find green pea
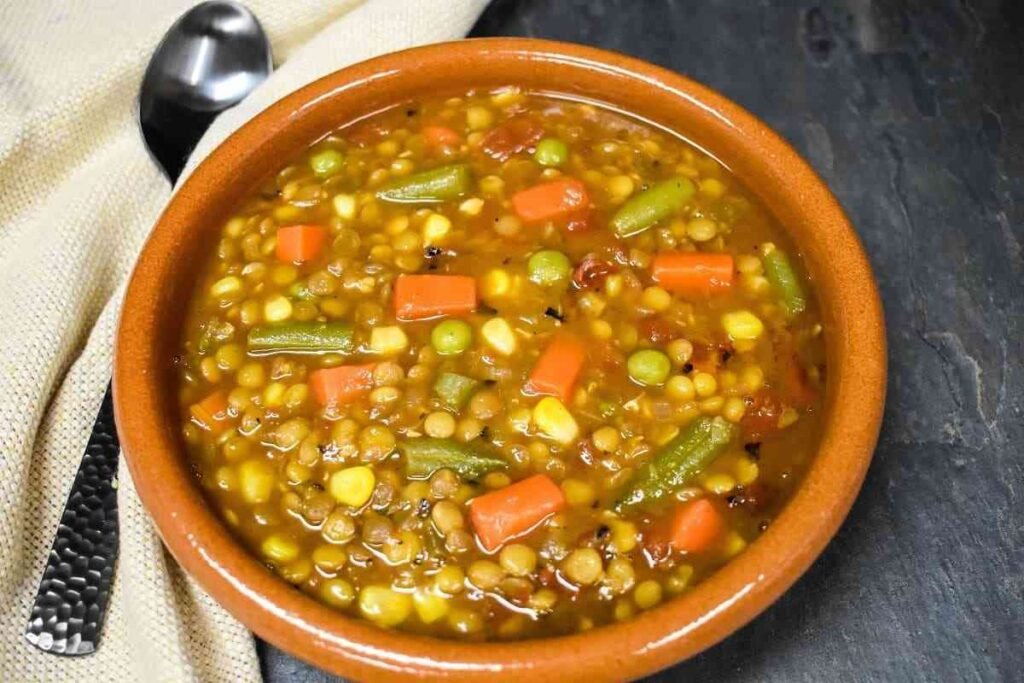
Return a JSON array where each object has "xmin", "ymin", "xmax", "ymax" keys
[
  {"xmin": 627, "ymin": 349, "xmax": 672, "ymax": 386},
  {"xmin": 431, "ymin": 319, "xmax": 473, "ymax": 355},
  {"xmin": 527, "ymin": 250, "xmax": 572, "ymax": 286},
  {"xmin": 534, "ymin": 138, "xmax": 569, "ymax": 167},
  {"xmin": 310, "ymin": 149, "xmax": 345, "ymax": 178}
]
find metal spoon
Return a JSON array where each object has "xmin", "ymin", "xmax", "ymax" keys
[{"xmin": 25, "ymin": 1, "xmax": 271, "ymax": 655}]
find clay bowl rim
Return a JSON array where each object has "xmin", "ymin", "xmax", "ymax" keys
[{"xmin": 114, "ymin": 37, "xmax": 886, "ymax": 682}]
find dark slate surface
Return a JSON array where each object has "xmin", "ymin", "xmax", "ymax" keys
[{"xmin": 260, "ymin": 1, "xmax": 1023, "ymax": 680}]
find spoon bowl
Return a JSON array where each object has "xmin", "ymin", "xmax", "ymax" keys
[{"xmin": 139, "ymin": 0, "xmax": 271, "ymax": 179}]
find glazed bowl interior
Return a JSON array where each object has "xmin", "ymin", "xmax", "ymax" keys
[{"xmin": 115, "ymin": 38, "xmax": 885, "ymax": 682}]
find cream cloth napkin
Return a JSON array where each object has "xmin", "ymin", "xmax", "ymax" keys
[{"xmin": 0, "ymin": 1, "xmax": 488, "ymax": 680}]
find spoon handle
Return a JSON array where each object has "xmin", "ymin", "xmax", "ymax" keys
[{"xmin": 25, "ymin": 384, "xmax": 119, "ymax": 655}]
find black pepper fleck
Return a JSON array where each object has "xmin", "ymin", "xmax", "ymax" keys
[{"xmin": 544, "ymin": 307, "xmax": 565, "ymax": 322}]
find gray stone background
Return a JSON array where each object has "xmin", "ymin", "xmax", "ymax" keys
[{"xmin": 261, "ymin": 1, "xmax": 1023, "ymax": 680}]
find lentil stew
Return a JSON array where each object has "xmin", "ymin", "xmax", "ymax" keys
[{"xmin": 175, "ymin": 87, "xmax": 826, "ymax": 640}]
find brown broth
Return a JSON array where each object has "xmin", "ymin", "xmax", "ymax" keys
[{"xmin": 175, "ymin": 87, "xmax": 825, "ymax": 640}]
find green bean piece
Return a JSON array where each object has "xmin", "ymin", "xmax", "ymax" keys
[
  {"xmin": 610, "ymin": 176, "xmax": 695, "ymax": 237},
  {"xmin": 309, "ymin": 149, "xmax": 345, "ymax": 178},
  {"xmin": 399, "ymin": 437, "xmax": 508, "ymax": 479},
  {"xmin": 527, "ymin": 249, "xmax": 572, "ymax": 286},
  {"xmin": 615, "ymin": 416, "xmax": 737, "ymax": 512},
  {"xmin": 247, "ymin": 321, "xmax": 354, "ymax": 355},
  {"xmin": 534, "ymin": 138, "xmax": 569, "ymax": 167},
  {"xmin": 376, "ymin": 164, "xmax": 471, "ymax": 204},
  {"xmin": 433, "ymin": 372, "xmax": 479, "ymax": 410},
  {"xmin": 762, "ymin": 247, "xmax": 807, "ymax": 315}
]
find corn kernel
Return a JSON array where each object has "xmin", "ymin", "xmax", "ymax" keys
[
  {"xmin": 481, "ymin": 317, "xmax": 517, "ymax": 356},
  {"xmin": 742, "ymin": 274, "xmax": 772, "ymax": 296},
  {"xmin": 329, "ymin": 466, "xmax": 376, "ymax": 507},
  {"xmin": 490, "ymin": 86, "xmax": 523, "ymax": 107},
  {"xmin": 607, "ymin": 174, "xmax": 635, "ymax": 201},
  {"xmin": 604, "ymin": 273, "xmax": 624, "ymax": 297},
  {"xmin": 741, "ymin": 366, "xmax": 765, "ymax": 393},
  {"xmin": 735, "ymin": 456, "xmax": 759, "ymax": 485},
  {"xmin": 459, "ymin": 198, "xmax": 485, "ymax": 215},
  {"xmin": 385, "ymin": 215, "xmax": 409, "ymax": 235},
  {"xmin": 481, "ymin": 269, "xmax": 512, "ymax": 300},
  {"xmin": 589, "ymin": 319, "xmax": 613, "ymax": 340},
  {"xmin": 700, "ymin": 178, "xmax": 726, "ymax": 198},
  {"xmin": 262, "ymin": 381, "xmax": 286, "ymax": 408},
  {"xmin": 422, "ymin": 212, "xmax": 452, "ymax": 245},
  {"xmin": 591, "ymin": 426, "xmax": 621, "ymax": 454},
  {"xmin": 779, "ymin": 407, "xmax": 800, "ymax": 429},
  {"xmin": 358, "ymin": 586, "xmax": 412, "ymax": 627},
  {"xmin": 722, "ymin": 310, "xmax": 765, "ymax": 341},
  {"xmin": 333, "ymin": 193, "xmax": 357, "ymax": 219},
  {"xmin": 263, "ymin": 295, "xmax": 293, "ymax": 322},
  {"xmin": 532, "ymin": 397, "xmax": 579, "ymax": 445},
  {"xmin": 370, "ymin": 326, "xmax": 409, "ymax": 355},
  {"xmin": 724, "ymin": 531, "xmax": 748, "ymax": 557},
  {"xmin": 618, "ymin": 323, "xmax": 638, "ymax": 350},
  {"xmin": 390, "ymin": 158, "xmax": 414, "ymax": 175},
  {"xmin": 734, "ymin": 338, "xmax": 758, "ymax": 353},
  {"xmin": 237, "ymin": 362, "xmax": 266, "ymax": 388},
  {"xmin": 578, "ymin": 292, "xmax": 607, "ymax": 317},
  {"xmin": 736, "ymin": 254, "xmax": 763, "ymax": 275},
  {"xmin": 479, "ymin": 175, "xmax": 505, "ymax": 196},
  {"xmin": 508, "ymin": 407, "xmax": 532, "ymax": 433},
  {"xmin": 238, "ymin": 458, "xmax": 274, "ymax": 503},
  {"xmin": 214, "ymin": 465, "xmax": 236, "ymax": 491},
  {"xmin": 608, "ymin": 519, "xmax": 638, "ymax": 553},
  {"xmin": 199, "ymin": 357, "xmax": 221, "ymax": 383},
  {"xmin": 412, "ymin": 589, "xmax": 450, "ymax": 624},
  {"xmin": 703, "ymin": 473, "xmax": 736, "ymax": 495}
]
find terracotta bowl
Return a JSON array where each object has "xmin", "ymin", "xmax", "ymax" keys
[{"xmin": 115, "ymin": 38, "xmax": 886, "ymax": 681}]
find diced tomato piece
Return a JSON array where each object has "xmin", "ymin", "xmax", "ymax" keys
[{"xmin": 480, "ymin": 116, "xmax": 544, "ymax": 161}]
